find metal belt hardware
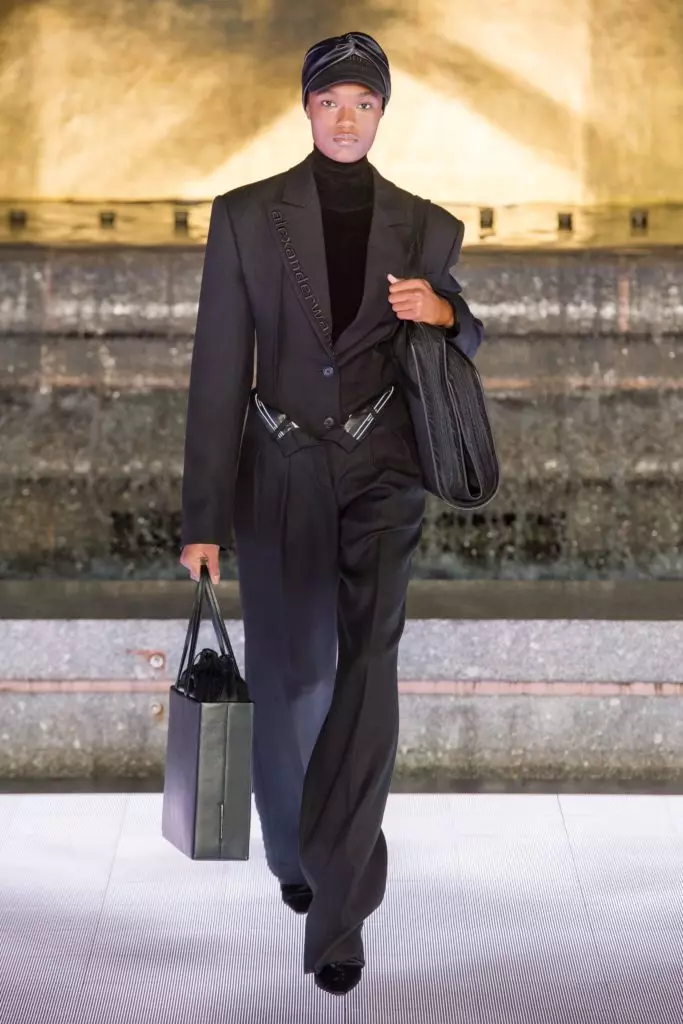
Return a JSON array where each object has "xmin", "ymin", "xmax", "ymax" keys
[
  {"xmin": 342, "ymin": 385, "xmax": 394, "ymax": 440},
  {"xmin": 254, "ymin": 385, "xmax": 395, "ymax": 450},
  {"xmin": 254, "ymin": 393, "xmax": 299, "ymax": 441}
]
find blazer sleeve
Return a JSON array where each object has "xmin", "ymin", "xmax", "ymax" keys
[
  {"xmin": 424, "ymin": 209, "xmax": 484, "ymax": 360},
  {"xmin": 180, "ymin": 196, "xmax": 255, "ymax": 551}
]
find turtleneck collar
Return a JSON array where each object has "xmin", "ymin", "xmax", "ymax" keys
[{"xmin": 311, "ymin": 145, "xmax": 374, "ymax": 212}]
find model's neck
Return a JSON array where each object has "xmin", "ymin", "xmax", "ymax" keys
[
  {"xmin": 312, "ymin": 145, "xmax": 369, "ymax": 172},
  {"xmin": 311, "ymin": 145, "xmax": 373, "ymax": 212}
]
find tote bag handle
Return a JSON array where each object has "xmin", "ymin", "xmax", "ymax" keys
[{"xmin": 175, "ymin": 562, "xmax": 238, "ymax": 689}]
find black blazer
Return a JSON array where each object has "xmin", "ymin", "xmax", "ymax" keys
[{"xmin": 181, "ymin": 152, "xmax": 484, "ymax": 550}]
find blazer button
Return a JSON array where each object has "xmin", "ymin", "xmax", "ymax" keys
[
  {"xmin": 323, "ymin": 416, "xmax": 335, "ymax": 429},
  {"xmin": 322, "ymin": 366, "xmax": 335, "ymax": 377}
]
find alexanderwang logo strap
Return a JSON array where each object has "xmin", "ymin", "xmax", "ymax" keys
[{"xmin": 270, "ymin": 209, "xmax": 332, "ymax": 342}]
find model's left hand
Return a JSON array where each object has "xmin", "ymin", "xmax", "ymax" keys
[{"xmin": 387, "ymin": 274, "xmax": 455, "ymax": 328}]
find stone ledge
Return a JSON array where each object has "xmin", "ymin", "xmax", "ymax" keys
[
  {"xmin": 2, "ymin": 614, "xmax": 682, "ymax": 782},
  {"xmin": 2, "ymin": 678, "xmax": 683, "ymax": 697},
  {"xmin": 3, "ymin": 245, "xmax": 683, "ymax": 336},
  {"xmin": 2, "ymin": 579, "xmax": 683, "ymax": 620},
  {"xmin": 3, "ymin": 333, "xmax": 683, "ymax": 394},
  {"xmin": 3, "ymin": 617, "xmax": 683, "ymax": 683},
  {"xmin": 0, "ymin": 689, "xmax": 680, "ymax": 784}
]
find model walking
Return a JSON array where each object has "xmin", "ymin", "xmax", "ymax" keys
[{"xmin": 180, "ymin": 30, "xmax": 483, "ymax": 995}]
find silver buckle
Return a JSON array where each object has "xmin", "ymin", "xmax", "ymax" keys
[
  {"xmin": 254, "ymin": 393, "xmax": 299, "ymax": 432},
  {"xmin": 342, "ymin": 385, "xmax": 395, "ymax": 440}
]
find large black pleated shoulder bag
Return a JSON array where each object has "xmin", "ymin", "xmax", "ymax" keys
[{"xmin": 394, "ymin": 198, "xmax": 500, "ymax": 509}]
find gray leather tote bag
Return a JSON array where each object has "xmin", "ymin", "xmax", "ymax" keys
[{"xmin": 162, "ymin": 564, "xmax": 253, "ymax": 860}]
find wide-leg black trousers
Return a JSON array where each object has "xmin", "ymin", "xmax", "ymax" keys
[{"xmin": 233, "ymin": 391, "xmax": 425, "ymax": 974}]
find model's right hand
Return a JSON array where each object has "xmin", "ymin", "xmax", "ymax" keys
[{"xmin": 180, "ymin": 544, "xmax": 221, "ymax": 584}]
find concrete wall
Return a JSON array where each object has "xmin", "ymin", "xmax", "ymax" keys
[
  {"xmin": 2, "ymin": 244, "xmax": 683, "ymax": 581},
  {"xmin": 1, "ymin": 0, "xmax": 682, "ymax": 204},
  {"xmin": 2, "ymin": 613, "xmax": 683, "ymax": 782}
]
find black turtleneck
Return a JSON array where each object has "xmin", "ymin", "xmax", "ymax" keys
[{"xmin": 312, "ymin": 146, "xmax": 374, "ymax": 343}]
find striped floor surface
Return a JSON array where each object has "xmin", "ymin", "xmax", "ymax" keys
[{"xmin": 1, "ymin": 793, "xmax": 682, "ymax": 1023}]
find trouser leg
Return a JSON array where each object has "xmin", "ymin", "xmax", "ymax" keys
[
  {"xmin": 233, "ymin": 415, "xmax": 338, "ymax": 884},
  {"xmin": 300, "ymin": 437, "xmax": 425, "ymax": 973}
]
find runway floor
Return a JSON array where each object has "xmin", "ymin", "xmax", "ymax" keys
[{"xmin": 1, "ymin": 792, "xmax": 682, "ymax": 1023}]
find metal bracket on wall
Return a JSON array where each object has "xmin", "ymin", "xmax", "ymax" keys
[{"xmin": 2, "ymin": 200, "xmax": 683, "ymax": 249}]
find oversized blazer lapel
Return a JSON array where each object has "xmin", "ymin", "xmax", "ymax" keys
[
  {"xmin": 266, "ymin": 154, "xmax": 334, "ymax": 355},
  {"xmin": 266, "ymin": 156, "xmax": 412, "ymax": 357},
  {"xmin": 334, "ymin": 167, "xmax": 412, "ymax": 355}
]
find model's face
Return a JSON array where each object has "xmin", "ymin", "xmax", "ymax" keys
[{"xmin": 306, "ymin": 83, "xmax": 383, "ymax": 162}]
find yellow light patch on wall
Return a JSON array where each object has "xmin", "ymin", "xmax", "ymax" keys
[{"xmin": 0, "ymin": 0, "xmax": 682, "ymax": 205}]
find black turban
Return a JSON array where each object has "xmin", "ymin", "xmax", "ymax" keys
[{"xmin": 302, "ymin": 32, "xmax": 391, "ymax": 109}]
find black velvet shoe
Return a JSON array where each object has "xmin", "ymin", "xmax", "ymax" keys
[
  {"xmin": 280, "ymin": 882, "xmax": 313, "ymax": 914},
  {"xmin": 314, "ymin": 960, "xmax": 364, "ymax": 996}
]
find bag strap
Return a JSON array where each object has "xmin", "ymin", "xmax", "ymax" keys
[
  {"xmin": 377, "ymin": 196, "xmax": 433, "ymax": 399},
  {"xmin": 176, "ymin": 572, "xmax": 205, "ymax": 690},
  {"xmin": 175, "ymin": 562, "xmax": 237, "ymax": 691},
  {"xmin": 202, "ymin": 567, "xmax": 239, "ymax": 666},
  {"xmin": 406, "ymin": 196, "xmax": 430, "ymax": 280}
]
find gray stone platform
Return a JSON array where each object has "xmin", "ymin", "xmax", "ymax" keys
[{"xmin": 1, "ymin": 580, "xmax": 682, "ymax": 785}]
